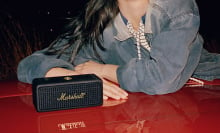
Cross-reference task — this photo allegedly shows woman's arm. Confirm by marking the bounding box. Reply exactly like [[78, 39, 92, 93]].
[[116, 12, 202, 95], [17, 49, 75, 84], [17, 44, 128, 100], [74, 61, 128, 100], [75, 61, 119, 83], [45, 67, 80, 77]]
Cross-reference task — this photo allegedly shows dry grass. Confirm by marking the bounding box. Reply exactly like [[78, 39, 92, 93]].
[[0, 12, 46, 80], [203, 39, 220, 54]]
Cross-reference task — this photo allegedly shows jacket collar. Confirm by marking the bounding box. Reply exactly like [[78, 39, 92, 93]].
[[113, 4, 153, 41]]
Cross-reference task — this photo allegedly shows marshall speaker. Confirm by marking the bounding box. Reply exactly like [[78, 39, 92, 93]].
[[32, 74, 103, 112]]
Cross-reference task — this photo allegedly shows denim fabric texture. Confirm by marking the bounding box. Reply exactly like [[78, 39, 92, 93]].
[[17, 0, 220, 95]]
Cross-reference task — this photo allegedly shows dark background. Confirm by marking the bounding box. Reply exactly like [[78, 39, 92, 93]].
[[1, 0, 88, 43], [1, 0, 220, 42], [0, 0, 220, 80], [1, 0, 220, 43]]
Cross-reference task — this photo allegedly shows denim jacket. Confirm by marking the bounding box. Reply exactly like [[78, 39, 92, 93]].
[[17, 0, 220, 95]]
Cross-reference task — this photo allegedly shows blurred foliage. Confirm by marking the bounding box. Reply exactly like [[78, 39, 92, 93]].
[[203, 39, 220, 54], [0, 11, 48, 80]]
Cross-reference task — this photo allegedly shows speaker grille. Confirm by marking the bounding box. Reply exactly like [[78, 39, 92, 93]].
[[33, 74, 103, 112]]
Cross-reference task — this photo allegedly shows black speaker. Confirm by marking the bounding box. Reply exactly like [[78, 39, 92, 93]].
[[32, 74, 103, 112]]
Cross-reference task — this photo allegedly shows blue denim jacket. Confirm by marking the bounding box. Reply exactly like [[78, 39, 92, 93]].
[[17, 0, 220, 95]]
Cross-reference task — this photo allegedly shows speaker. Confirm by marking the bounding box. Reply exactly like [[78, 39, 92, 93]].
[[32, 74, 103, 112]]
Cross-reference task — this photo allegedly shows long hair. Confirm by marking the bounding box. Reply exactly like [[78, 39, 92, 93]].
[[46, 0, 119, 63]]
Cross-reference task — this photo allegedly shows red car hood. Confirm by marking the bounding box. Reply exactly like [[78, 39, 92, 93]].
[[0, 79, 220, 133]]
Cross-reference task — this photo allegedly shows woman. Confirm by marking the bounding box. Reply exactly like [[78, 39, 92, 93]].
[[17, 0, 220, 100]]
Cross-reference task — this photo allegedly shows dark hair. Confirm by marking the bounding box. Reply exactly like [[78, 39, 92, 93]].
[[46, 0, 119, 63]]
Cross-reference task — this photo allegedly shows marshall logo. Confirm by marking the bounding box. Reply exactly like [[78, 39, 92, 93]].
[[58, 121, 86, 130], [57, 93, 86, 101], [32, 74, 103, 112]]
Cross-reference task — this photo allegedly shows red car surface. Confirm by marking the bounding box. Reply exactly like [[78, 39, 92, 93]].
[[1, 79, 220, 133]]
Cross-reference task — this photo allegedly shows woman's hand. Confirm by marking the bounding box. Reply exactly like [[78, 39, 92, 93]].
[[74, 60, 105, 77], [45, 62, 128, 100], [45, 67, 80, 77], [102, 78, 128, 100], [75, 61, 128, 100]]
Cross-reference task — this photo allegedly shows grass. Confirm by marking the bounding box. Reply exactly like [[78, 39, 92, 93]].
[[0, 11, 47, 80]]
